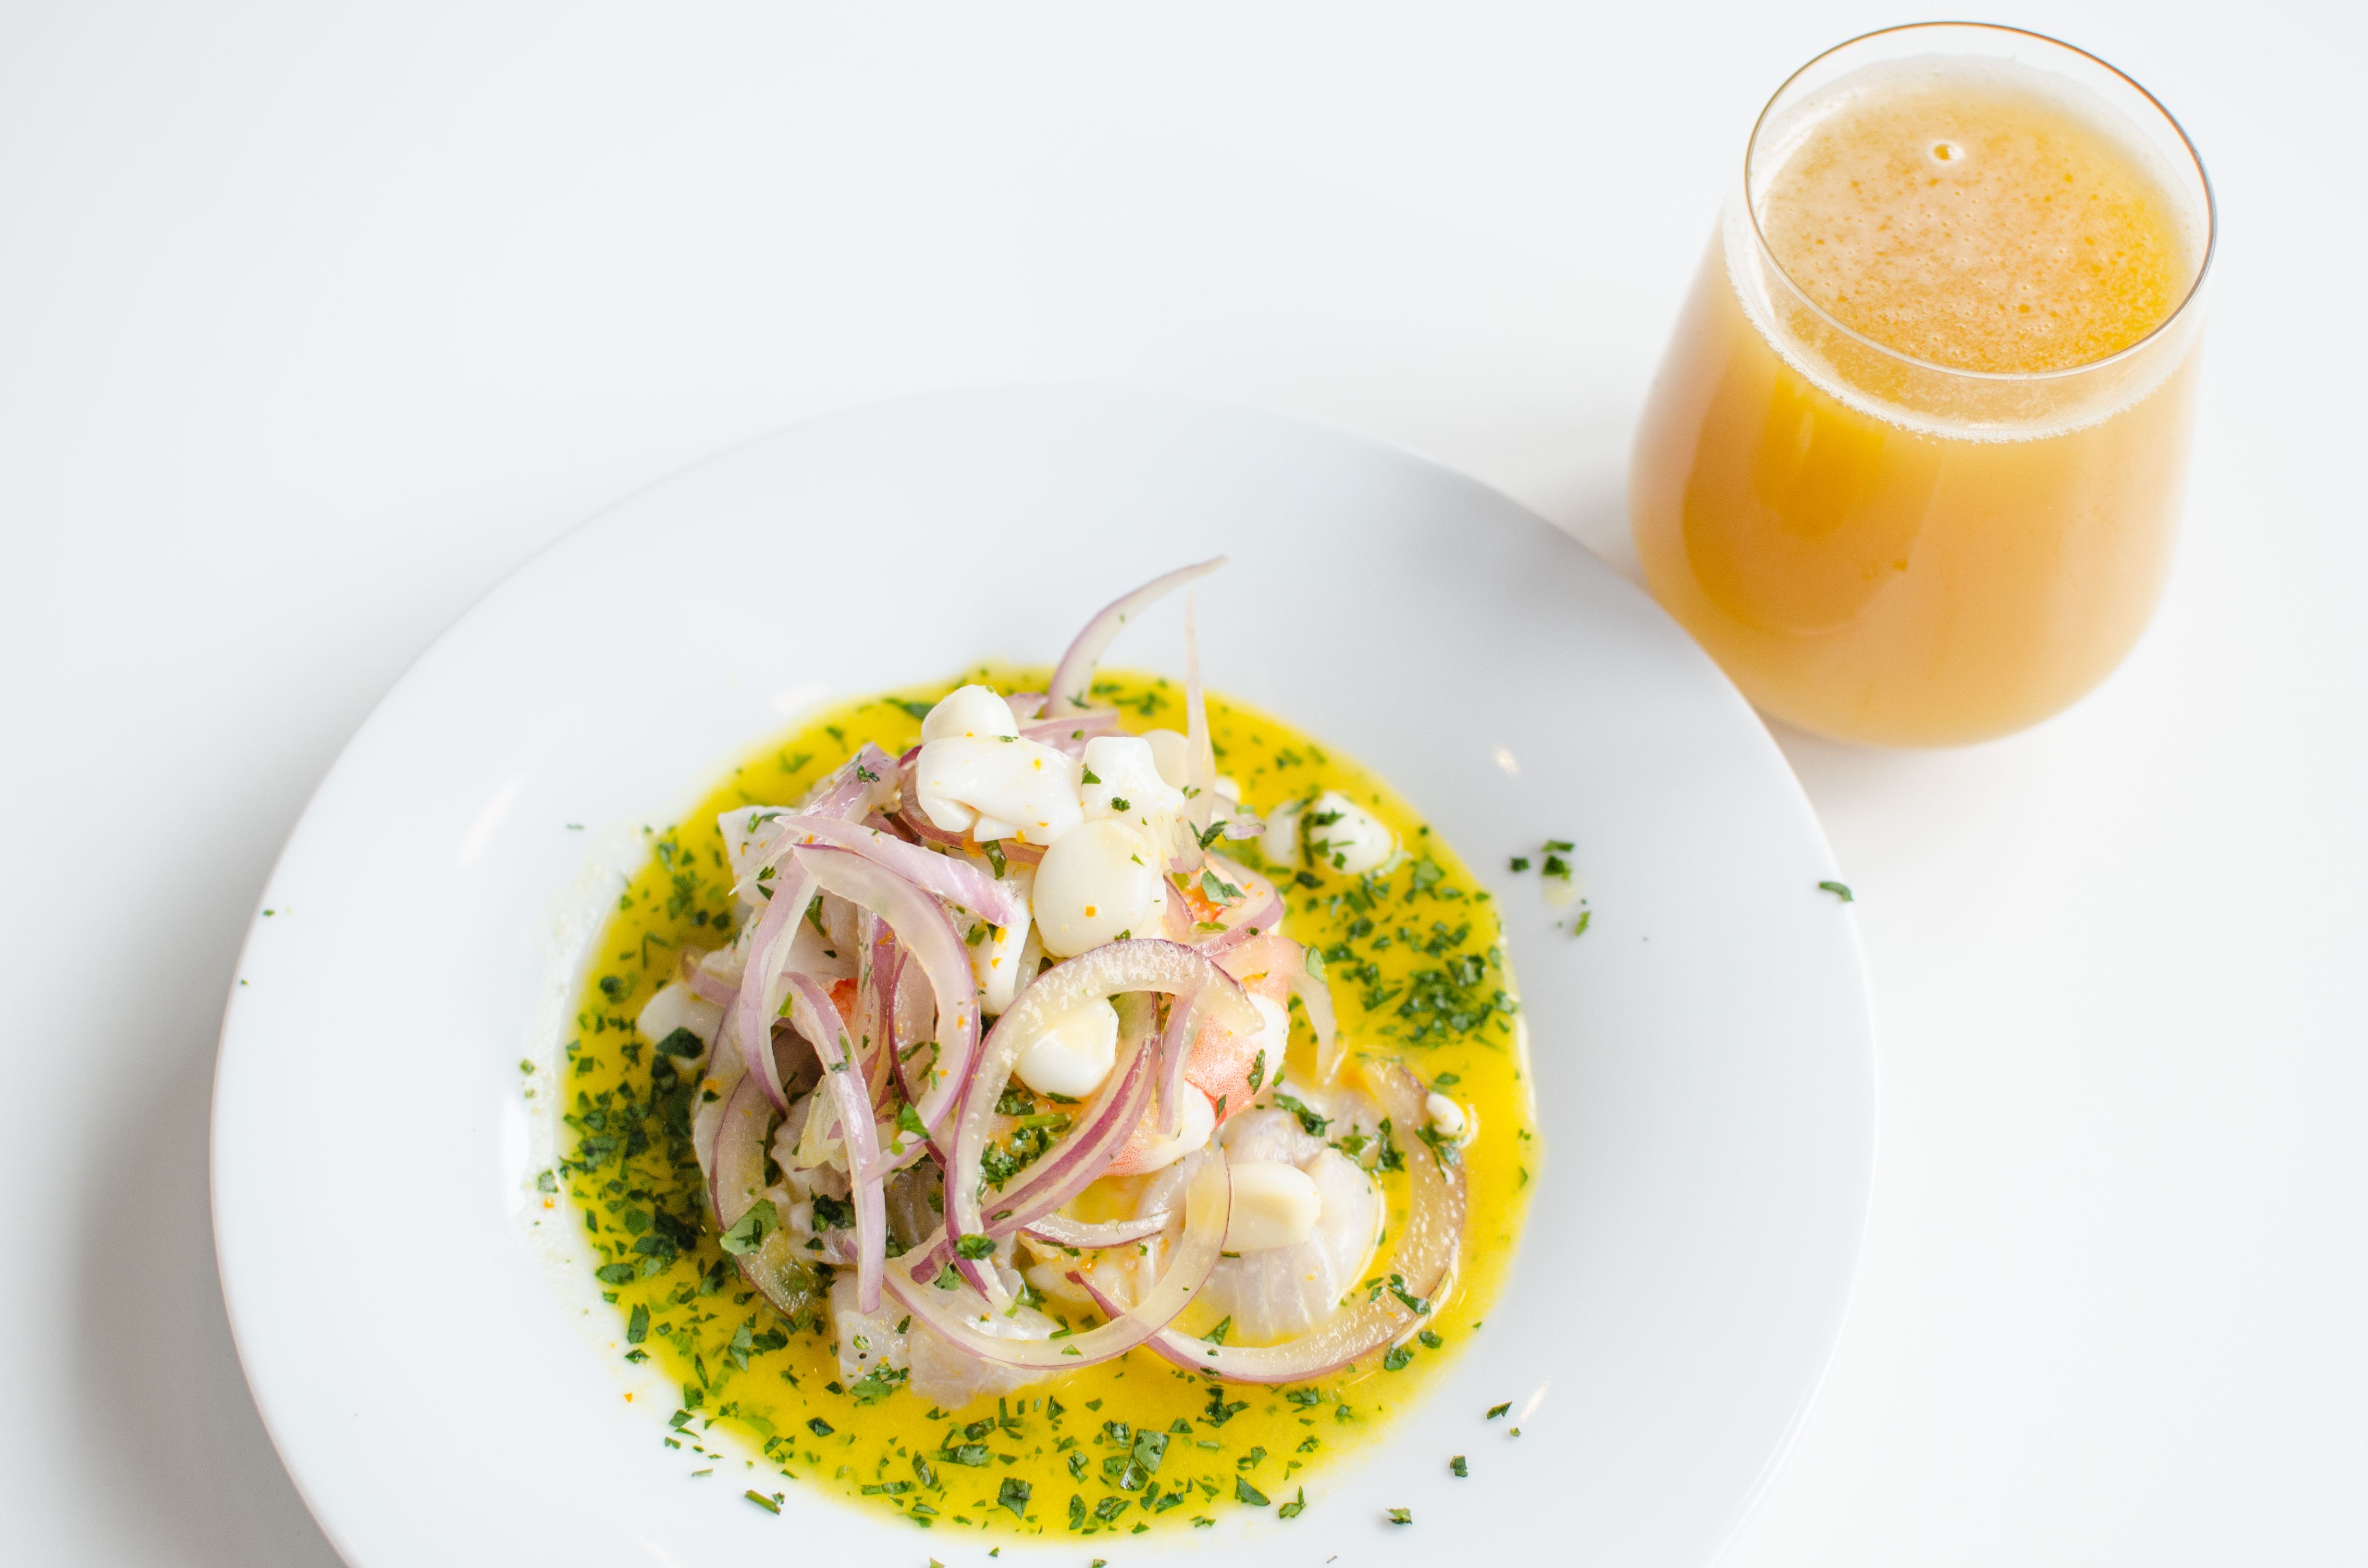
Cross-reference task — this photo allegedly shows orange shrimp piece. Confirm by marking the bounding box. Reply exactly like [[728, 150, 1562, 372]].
[[1184, 970, 1286, 1120], [1101, 973, 1288, 1176]]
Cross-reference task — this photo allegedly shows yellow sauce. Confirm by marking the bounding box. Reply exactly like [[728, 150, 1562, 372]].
[[557, 668, 1537, 1541]]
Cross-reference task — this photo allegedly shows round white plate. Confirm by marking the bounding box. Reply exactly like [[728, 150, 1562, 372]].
[[213, 386, 1874, 1568]]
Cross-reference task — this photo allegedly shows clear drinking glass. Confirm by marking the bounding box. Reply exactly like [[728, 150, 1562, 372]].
[[1629, 24, 2214, 746]]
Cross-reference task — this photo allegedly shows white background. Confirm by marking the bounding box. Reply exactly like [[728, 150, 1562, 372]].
[[2, 2, 2359, 1564]]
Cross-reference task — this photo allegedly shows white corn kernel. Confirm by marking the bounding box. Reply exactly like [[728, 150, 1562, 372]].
[[1306, 790, 1394, 875], [1258, 797, 1306, 866], [1425, 1092, 1468, 1139], [1012, 997, 1121, 1099], [1221, 1158, 1323, 1252]]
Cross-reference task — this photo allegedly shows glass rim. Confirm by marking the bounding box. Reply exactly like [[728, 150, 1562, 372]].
[[1742, 20, 2218, 386]]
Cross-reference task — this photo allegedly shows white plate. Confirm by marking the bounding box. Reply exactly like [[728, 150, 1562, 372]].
[[213, 387, 1874, 1567]]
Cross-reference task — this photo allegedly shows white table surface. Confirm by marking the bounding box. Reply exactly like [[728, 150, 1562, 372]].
[[3, 4, 2360, 1564]]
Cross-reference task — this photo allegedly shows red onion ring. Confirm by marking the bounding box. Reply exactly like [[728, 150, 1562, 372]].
[[1046, 557, 1227, 717], [1155, 986, 1215, 1139], [902, 995, 1158, 1287], [1023, 1208, 1173, 1249], [947, 940, 1257, 1312], [783, 973, 889, 1312], [789, 845, 980, 1137], [885, 1151, 1230, 1371], [1018, 708, 1127, 760], [763, 814, 1023, 929], [702, 1062, 816, 1320], [707, 1067, 771, 1235], [685, 967, 737, 1008], [730, 747, 897, 1110]]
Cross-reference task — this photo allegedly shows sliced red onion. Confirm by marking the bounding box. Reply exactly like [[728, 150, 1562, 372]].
[[1046, 557, 1227, 716], [1023, 1208, 1173, 1249], [863, 809, 917, 844], [765, 814, 1023, 928], [892, 753, 969, 850], [686, 966, 738, 1008], [1213, 931, 1341, 1084], [903, 993, 1159, 1286], [691, 1023, 748, 1190], [851, 910, 892, 1107], [707, 1066, 773, 1233], [702, 1059, 816, 1319], [925, 988, 1154, 1298], [1005, 691, 1047, 721], [947, 941, 1257, 1311], [1098, 1064, 1466, 1382], [783, 972, 889, 1311], [790, 845, 980, 1137], [1018, 708, 1127, 760], [1155, 985, 1215, 1139], [730, 747, 897, 1110], [885, 1151, 1229, 1371]]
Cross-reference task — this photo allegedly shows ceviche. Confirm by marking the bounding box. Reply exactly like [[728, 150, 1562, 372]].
[[554, 562, 1537, 1539]]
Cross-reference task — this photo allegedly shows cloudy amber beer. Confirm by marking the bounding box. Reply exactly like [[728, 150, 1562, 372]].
[[1632, 25, 2214, 745]]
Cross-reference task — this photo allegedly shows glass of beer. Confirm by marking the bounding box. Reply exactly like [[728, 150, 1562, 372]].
[[1630, 24, 2214, 746]]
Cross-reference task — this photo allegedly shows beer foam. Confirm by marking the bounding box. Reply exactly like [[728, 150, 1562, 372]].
[[1754, 55, 2198, 374]]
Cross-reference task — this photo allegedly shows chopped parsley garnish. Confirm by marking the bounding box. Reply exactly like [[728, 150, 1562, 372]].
[[719, 1199, 781, 1255], [1272, 1092, 1329, 1136], [1199, 869, 1244, 903], [1819, 880, 1854, 902], [955, 1234, 998, 1260]]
